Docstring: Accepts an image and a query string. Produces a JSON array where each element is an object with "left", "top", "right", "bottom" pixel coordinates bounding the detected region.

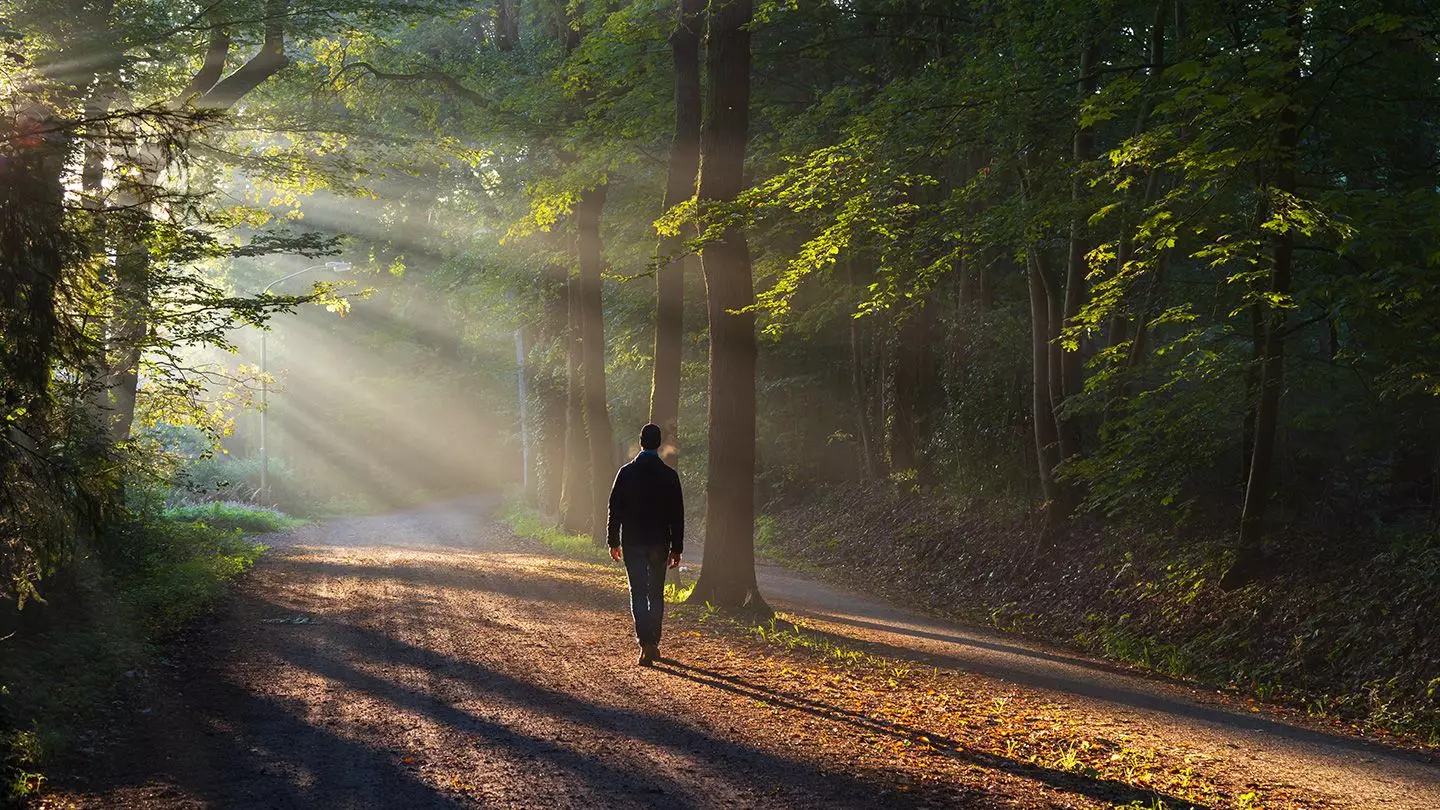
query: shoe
[
  {"left": 646, "top": 644, "right": 662, "bottom": 663},
  {"left": 638, "top": 648, "right": 654, "bottom": 667}
]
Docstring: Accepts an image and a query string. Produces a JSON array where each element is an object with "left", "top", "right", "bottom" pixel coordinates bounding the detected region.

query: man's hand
[
  {"left": 610, "top": 546, "right": 622, "bottom": 563},
  {"left": 667, "top": 552, "right": 681, "bottom": 569}
]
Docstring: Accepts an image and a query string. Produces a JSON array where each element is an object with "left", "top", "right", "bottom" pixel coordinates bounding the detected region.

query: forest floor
[{"left": 40, "top": 497, "right": 1440, "bottom": 809}]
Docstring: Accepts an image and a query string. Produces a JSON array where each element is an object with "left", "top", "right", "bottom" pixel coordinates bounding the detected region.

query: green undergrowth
[
  {"left": 497, "top": 500, "right": 610, "bottom": 561},
  {"left": 761, "top": 483, "right": 1440, "bottom": 748},
  {"left": 162, "top": 501, "right": 306, "bottom": 536},
  {"left": 0, "top": 497, "right": 283, "bottom": 805},
  {"left": 499, "top": 500, "right": 700, "bottom": 603},
  {"left": 673, "top": 602, "right": 910, "bottom": 675}
]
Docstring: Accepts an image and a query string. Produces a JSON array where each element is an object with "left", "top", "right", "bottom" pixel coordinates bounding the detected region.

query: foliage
[
  {"left": 160, "top": 502, "right": 305, "bottom": 536},
  {"left": 0, "top": 498, "right": 277, "bottom": 803}
]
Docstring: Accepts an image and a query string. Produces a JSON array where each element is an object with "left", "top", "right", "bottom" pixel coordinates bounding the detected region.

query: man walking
[{"left": 607, "top": 423, "right": 684, "bottom": 666}]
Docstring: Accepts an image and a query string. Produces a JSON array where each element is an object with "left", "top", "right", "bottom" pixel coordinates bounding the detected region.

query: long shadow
[
  {"left": 259, "top": 619, "right": 710, "bottom": 809},
  {"left": 654, "top": 659, "right": 1212, "bottom": 809},
  {"left": 280, "top": 509, "right": 1435, "bottom": 773},
  {"left": 254, "top": 589, "right": 1237, "bottom": 810},
  {"left": 792, "top": 606, "right": 1157, "bottom": 680},
  {"left": 252, "top": 595, "right": 971, "bottom": 809},
  {"left": 72, "top": 647, "right": 468, "bottom": 808},
  {"left": 771, "top": 614, "right": 1440, "bottom": 769}
]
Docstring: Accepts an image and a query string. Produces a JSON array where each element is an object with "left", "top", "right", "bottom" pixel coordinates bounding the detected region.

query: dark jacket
[{"left": 606, "top": 451, "right": 683, "bottom": 553}]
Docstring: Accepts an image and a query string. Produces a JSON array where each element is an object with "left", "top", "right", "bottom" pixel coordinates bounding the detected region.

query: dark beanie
[{"left": 640, "top": 423, "right": 662, "bottom": 450}]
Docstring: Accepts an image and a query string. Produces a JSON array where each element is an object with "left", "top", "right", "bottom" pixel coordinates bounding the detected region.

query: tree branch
[
  {"left": 176, "top": 22, "right": 232, "bottom": 105},
  {"left": 195, "top": 0, "right": 290, "bottom": 111}
]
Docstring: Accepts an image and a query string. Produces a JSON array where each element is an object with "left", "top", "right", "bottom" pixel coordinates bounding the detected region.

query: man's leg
[
  {"left": 622, "top": 545, "right": 653, "bottom": 650},
  {"left": 644, "top": 544, "right": 669, "bottom": 650}
]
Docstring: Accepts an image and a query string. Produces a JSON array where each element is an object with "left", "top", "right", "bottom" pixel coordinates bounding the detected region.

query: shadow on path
[
  {"left": 253, "top": 590, "right": 960, "bottom": 809},
  {"left": 781, "top": 611, "right": 1438, "bottom": 768},
  {"left": 654, "top": 659, "right": 1211, "bottom": 810}
]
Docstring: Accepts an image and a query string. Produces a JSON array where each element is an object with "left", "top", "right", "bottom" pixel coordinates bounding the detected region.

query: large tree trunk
[
  {"left": 538, "top": 260, "right": 569, "bottom": 515},
  {"left": 0, "top": 109, "right": 66, "bottom": 433},
  {"left": 558, "top": 268, "right": 592, "bottom": 533},
  {"left": 649, "top": 0, "right": 704, "bottom": 466},
  {"left": 576, "top": 186, "right": 614, "bottom": 545},
  {"left": 689, "top": 0, "right": 765, "bottom": 612},
  {"left": 1230, "top": 1, "right": 1304, "bottom": 586}
]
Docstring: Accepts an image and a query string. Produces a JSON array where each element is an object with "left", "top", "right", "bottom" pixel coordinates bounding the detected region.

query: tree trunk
[
  {"left": 1231, "top": 1, "right": 1304, "bottom": 585},
  {"left": 689, "top": 0, "right": 765, "bottom": 613},
  {"left": 515, "top": 323, "right": 535, "bottom": 502},
  {"left": 890, "top": 307, "right": 923, "bottom": 475},
  {"left": 538, "top": 260, "right": 569, "bottom": 515},
  {"left": 576, "top": 186, "right": 614, "bottom": 546},
  {"left": 1028, "top": 249, "right": 1062, "bottom": 507},
  {"left": 496, "top": 0, "right": 518, "bottom": 51},
  {"left": 0, "top": 108, "right": 66, "bottom": 432},
  {"left": 848, "top": 261, "right": 881, "bottom": 479},
  {"left": 103, "top": 3, "right": 292, "bottom": 443},
  {"left": 106, "top": 236, "right": 149, "bottom": 441},
  {"left": 559, "top": 268, "right": 592, "bottom": 533},
  {"left": 649, "top": 0, "right": 704, "bottom": 467}
]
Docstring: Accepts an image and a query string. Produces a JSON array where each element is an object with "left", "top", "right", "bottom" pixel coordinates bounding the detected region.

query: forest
[{"left": 3, "top": 0, "right": 1440, "bottom": 806}]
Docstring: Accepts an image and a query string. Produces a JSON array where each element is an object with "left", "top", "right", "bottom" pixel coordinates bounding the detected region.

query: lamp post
[{"left": 258, "top": 261, "right": 351, "bottom": 504}]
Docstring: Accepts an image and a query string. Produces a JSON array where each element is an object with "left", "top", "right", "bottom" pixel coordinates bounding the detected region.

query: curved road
[{"left": 753, "top": 563, "right": 1440, "bottom": 809}]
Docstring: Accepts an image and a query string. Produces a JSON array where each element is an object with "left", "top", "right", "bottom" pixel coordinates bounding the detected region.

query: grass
[
  {"left": 496, "top": 500, "right": 611, "bottom": 561},
  {"left": 162, "top": 501, "right": 306, "bottom": 535},
  {"left": 498, "top": 499, "right": 701, "bottom": 605},
  {"left": 1, "top": 500, "right": 286, "bottom": 804}
]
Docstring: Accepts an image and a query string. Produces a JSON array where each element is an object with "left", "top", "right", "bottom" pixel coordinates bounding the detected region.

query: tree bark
[
  {"left": 538, "top": 260, "right": 569, "bottom": 515},
  {"left": 689, "top": 0, "right": 765, "bottom": 612},
  {"left": 890, "top": 307, "right": 924, "bottom": 475},
  {"left": 496, "top": 0, "right": 519, "bottom": 52},
  {"left": 559, "top": 266, "right": 592, "bottom": 533},
  {"left": 847, "top": 261, "right": 882, "bottom": 479},
  {"left": 575, "top": 186, "right": 614, "bottom": 545},
  {"left": 649, "top": 0, "right": 704, "bottom": 467},
  {"left": 0, "top": 107, "right": 67, "bottom": 432}
]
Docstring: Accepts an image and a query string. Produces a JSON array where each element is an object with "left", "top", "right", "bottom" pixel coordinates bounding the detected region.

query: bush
[{"left": 162, "top": 502, "right": 304, "bottom": 536}]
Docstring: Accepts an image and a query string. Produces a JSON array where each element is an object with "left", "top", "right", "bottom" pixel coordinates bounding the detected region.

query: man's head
[{"left": 640, "top": 423, "right": 662, "bottom": 451}]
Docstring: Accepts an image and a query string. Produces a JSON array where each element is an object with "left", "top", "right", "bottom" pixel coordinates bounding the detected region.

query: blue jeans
[{"left": 623, "top": 544, "right": 669, "bottom": 648}]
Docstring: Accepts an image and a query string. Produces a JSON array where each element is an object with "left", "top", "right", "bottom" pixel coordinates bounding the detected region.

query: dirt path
[
  {"left": 753, "top": 566, "right": 1440, "bottom": 809},
  {"left": 50, "top": 498, "right": 1439, "bottom": 809}
]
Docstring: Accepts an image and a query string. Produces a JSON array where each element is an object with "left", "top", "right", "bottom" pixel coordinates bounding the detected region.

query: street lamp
[{"left": 258, "top": 260, "right": 351, "bottom": 504}]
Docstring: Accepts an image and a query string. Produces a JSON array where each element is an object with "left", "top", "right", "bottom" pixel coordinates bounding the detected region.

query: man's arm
[
  {"left": 606, "top": 468, "right": 625, "bottom": 549},
  {"left": 668, "top": 470, "right": 684, "bottom": 557}
]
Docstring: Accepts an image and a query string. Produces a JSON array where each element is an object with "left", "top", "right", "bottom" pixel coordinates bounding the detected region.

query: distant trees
[{"left": 13, "top": 0, "right": 1435, "bottom": 609}]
